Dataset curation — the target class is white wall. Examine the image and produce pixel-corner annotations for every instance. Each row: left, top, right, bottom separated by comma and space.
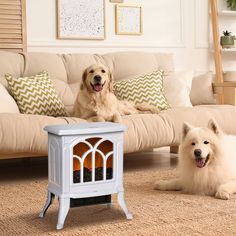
216, 0, 236, 72
26, 0, 212, 72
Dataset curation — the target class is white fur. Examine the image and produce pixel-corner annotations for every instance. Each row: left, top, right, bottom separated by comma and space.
155, 120, 236, 200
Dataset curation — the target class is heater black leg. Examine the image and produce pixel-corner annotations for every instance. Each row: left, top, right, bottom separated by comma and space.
39, 191, 55, 218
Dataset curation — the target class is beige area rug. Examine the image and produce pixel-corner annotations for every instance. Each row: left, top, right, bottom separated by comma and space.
0, 168, 236, 236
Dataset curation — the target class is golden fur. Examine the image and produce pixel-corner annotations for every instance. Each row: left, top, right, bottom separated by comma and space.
155, 119, 236, 200
73, 64, 159, 122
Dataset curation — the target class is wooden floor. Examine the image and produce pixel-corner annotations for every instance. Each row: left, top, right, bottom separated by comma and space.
124, 147, 178, 172
0, 147, 178, 182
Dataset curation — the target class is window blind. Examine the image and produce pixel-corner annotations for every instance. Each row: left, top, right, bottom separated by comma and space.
0, 0, 26, 52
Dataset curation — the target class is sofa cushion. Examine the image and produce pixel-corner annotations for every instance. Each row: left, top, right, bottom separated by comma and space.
62, 53, 104, 113
190, 72, 216, 105
0, 50, 24, 88
23, 52, 67, 82
163, 71, 194, 107
1, 105, 236, 157
122, 105, 236, 153
0, 114, 86, 158
0, 83, 20, 113
5, 71, 66, 117
114, 70, 170, 110
5, 51, 173, 115
102, 51, 174, 81
23, 52, 74, 114
62, 53, 102, 84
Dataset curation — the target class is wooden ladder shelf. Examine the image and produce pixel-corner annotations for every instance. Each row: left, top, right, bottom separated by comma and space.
210, 0, 224, 104
210, 0, 236, 105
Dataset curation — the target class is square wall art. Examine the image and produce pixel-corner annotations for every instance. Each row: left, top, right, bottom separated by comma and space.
57, 0, 105, 40
116, 4, 142, 35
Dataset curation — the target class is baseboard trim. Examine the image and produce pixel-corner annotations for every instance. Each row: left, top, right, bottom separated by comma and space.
27, 41, 186, 49
170, 146, 179, 154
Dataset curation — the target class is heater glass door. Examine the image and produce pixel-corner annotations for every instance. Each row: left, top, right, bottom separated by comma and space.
73, 137, 113, 184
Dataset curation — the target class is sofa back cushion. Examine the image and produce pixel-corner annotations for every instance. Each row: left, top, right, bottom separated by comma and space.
102, 51, 174, 81
23, 52, 75, 113
0, 50, 175, 114
0, 51, 24, 88
62, 53, 104, 113
62, 52, 174, 113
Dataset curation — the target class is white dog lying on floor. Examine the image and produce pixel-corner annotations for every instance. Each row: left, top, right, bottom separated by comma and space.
155, 119, 236, 200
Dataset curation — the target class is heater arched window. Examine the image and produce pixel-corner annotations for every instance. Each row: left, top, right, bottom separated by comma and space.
73, 137, 113, 183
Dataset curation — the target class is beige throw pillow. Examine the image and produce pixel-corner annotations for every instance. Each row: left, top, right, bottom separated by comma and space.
163, 71, 194, 107
190, 72, 215, 105
0, 83, 20, 113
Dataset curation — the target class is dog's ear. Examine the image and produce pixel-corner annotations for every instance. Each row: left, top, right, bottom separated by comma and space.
80, 69, 88, 90
80, 82, 84, 90
208, 119, 222, 135
108, 69, 113, 92
182, 122, 193, 140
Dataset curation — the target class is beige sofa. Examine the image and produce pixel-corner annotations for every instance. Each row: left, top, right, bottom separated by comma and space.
1, 50, 236, 159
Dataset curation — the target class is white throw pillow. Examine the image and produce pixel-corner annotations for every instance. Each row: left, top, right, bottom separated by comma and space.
190, 72, 216, 105
163, 71, 194, 107
0, 83, 20, 113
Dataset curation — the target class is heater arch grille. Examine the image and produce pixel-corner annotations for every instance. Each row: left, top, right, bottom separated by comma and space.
73, 137, 114, 183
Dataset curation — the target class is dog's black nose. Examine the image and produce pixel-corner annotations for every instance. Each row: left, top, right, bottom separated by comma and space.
94, 75, 101, 83
194, 149, 202, 157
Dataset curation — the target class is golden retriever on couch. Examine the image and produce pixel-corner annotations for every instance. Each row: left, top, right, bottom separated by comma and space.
73, 64, 159, 122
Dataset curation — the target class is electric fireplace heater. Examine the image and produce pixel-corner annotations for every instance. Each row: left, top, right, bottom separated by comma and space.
39, 122, 132, 230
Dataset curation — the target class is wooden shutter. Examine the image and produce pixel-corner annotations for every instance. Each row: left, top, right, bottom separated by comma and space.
0, 0, 27, 52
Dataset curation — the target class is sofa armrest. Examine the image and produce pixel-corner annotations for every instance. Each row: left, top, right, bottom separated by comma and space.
0, 83, 20, 113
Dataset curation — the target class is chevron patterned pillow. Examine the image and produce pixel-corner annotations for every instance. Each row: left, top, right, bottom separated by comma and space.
114, 70, 170, 110
5, 71, 66, 117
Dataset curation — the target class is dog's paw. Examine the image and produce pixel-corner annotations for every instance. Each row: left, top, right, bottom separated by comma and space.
88, 116, 106, 122
150, 107, 160, 114
154, 180, 169, 191
97, 118, 106, 122
112, 113, 122, 123
215, 190, 230, 200
113, 117, 122, 123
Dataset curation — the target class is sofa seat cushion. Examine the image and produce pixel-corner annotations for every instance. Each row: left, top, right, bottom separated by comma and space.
122, 105, 236, 153
1, 105, 236, 158
0, 114, 86, 159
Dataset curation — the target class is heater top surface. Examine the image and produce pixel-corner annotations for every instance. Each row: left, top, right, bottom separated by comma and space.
44, 122, 127, 136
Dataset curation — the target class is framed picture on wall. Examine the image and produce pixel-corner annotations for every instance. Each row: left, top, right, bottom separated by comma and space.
115, 4, 142, 35
56, 0, 105, 40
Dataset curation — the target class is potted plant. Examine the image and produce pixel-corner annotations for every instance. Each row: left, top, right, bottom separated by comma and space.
227, 0, 236, 11
220, 30, 235, 48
